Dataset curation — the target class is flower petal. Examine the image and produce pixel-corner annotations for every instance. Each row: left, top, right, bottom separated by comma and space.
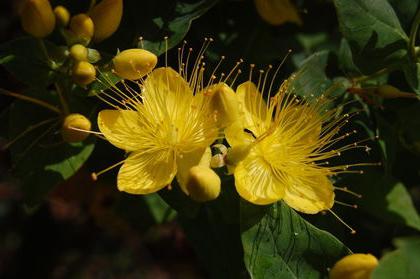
234, 149, 285, 205
283, 175, 334, 214
176, 147, 208, 195
117, 150, 176, 194
98, 109, 142, 151
142, 67, 193, 119
236, 81, 269, 137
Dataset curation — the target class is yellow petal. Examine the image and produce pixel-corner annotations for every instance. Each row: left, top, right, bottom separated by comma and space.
143, 67, 193, 119
236, 81, 269, 137
117, 150, 176, 194
225, 120, 255, 147
234, 149, 285, 205
176, 147, 208, 195
97, 109, 142, 151
283, 175, 335, 214
254, 0, 302, 26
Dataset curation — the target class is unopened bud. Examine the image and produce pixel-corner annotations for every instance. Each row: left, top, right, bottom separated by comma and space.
69, 14, 94, 44
90, 0, 123, 43
54, 5, 70, 27
203, 83, 240, 128
210, 154, 225, 168
69, 44, 88, 61
330, 253, 378, 279
61, 113, 92, 142
72, 61, 96, 86
375, 84, 417, 99
112, 49, 158, 80
20, 0, 56, 38
254, 0, 302, 26
186, 166, 221, 202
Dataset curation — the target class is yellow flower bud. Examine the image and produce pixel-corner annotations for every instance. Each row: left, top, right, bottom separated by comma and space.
54, 5, 70, 27
330, 253, 378, 279
72, 61, 96, 86
61, 113, 92, 142
202, 83, 240, 128
186, 165, 221, 202
69, 14, 94, 43
69, 44, 88, 61
20, 0, 56, 38
112, 49, 158, 80
254, 0, 302, 26
90, 0, 123, 43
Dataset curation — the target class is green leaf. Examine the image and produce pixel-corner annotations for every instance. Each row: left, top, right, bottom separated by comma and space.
289, 51, 350, 99
372, 237, 420, 279
343, 171, 420, 231
141, 0, 218, 55
7, 89, 95, 205
241, 202, 351, 279
403, 60, 420, 94
334, 0, 408, 74
0, 37, 66, 87
388, 0, 420, 31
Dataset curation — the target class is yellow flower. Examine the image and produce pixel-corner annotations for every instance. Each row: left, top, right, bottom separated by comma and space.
97, 67, 219, 195
330, 253, 378, 279
254, 0, 302, 26
226, 78, 358, 214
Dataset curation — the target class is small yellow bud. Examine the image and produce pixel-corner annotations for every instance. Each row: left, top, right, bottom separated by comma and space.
72, 61, 96, 86
203, 83, 240, 128
20, 0, 56, 38
330, 253, 379, 279
90, 0, 123, 43
54, 5, 70, 27
186, 166, 221, 202
69, 14, 94, 43
61, 113, 92, 142
112, 49, 158, 80
69, 44, 88, 61
375, 84, 418, 99
254, 0, 302, 26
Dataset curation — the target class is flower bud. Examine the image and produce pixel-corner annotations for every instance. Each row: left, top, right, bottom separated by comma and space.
186, 165, 221, 202
20, 0, 56, 38
202, 83, 240, 128
69, 14, 94, 43
61, 113, 92, 142
112, 49, 158, 80
54, 5, 70, 27
72, 61, 96, 86
90, 0, 123, 43
69, 44, 88, 61
375, 84, 417, 99
330, 253, 378, 279
254, 0, 302, 26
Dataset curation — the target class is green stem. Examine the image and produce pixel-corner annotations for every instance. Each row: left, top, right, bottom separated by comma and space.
0, 88, 61, 114
55, 82, 70, 115
352, 67, 392, 84
38, 39, 51, 62
409, 9, 420, 60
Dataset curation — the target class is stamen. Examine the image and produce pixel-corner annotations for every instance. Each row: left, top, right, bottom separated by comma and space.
334, 186, 362, 198
335, 200, 358, 208
91, 160, 125, 181
328, 209, 356, 234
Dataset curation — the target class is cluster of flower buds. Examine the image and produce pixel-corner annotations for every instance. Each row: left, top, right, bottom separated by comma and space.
20, 0, 123, 42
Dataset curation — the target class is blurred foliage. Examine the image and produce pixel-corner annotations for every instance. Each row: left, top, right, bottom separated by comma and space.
1, 0, 420, 278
